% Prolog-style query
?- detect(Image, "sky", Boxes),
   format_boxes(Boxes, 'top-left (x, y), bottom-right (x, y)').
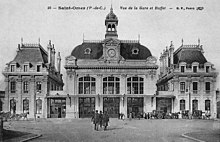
top-left (0, 0), bottom-right (220, 90)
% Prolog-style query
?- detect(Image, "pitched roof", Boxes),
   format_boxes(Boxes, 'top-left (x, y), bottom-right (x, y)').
top-left (174, 45), bottom-right (207, 64)
top-left (11, 44), bottom-right (48, 64)
top-left (71, 41), bottom-right (152, 60)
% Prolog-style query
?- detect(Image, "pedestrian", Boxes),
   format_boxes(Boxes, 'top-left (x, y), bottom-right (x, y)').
top-left (99, 111), bottom-right (103, 129)
top-left (129, 112), bottom-right (132, 121)
top-left (102, 111), bottom-right (109, 131)
top-left (92, 110), bottom-right (99, 131)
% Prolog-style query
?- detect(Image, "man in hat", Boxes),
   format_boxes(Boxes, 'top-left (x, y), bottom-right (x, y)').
top-left (92, 110), bottom-right (99, 131)
top-left (102, 111), bottom-right (110, 131)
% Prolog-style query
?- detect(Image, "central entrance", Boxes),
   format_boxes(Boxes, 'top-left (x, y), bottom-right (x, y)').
top-left (127, 97), bottom-right (144, 118)
top-left (79, 97), bottom-right (95, 118)
top-left (103, 97), bottom-right (120, 118)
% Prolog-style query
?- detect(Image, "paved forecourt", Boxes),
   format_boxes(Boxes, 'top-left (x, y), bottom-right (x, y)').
top-left (3, 118), bottom-right (220, 142)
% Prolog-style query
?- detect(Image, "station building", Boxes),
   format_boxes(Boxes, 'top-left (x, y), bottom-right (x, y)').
top-left (156, 40), bottom-right (219, 118)
top-left (62, 7), bottom-right (158, 118)
top-left (2, 41), bottom-right (64, 118)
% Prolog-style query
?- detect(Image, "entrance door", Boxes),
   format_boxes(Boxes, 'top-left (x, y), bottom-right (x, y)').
top-left (127, 97), bottom-right (144, 118)
top-left (79, 97), bottom-right (95, 118)
top-left (49, 98), bottom-right (66, 118)
top-left (103, 97), bottom-right (120, 118)
top-left (156, 98), bottom-right (172, 113)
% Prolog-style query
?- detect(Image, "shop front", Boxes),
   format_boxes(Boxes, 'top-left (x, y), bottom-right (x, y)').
top-left (48, 98), bottom-right (66, 118)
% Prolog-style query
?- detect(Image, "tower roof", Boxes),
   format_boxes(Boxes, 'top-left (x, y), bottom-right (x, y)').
top-left (105, 6), bottom-right (118, 25)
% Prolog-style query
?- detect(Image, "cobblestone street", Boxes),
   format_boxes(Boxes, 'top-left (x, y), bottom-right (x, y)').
top-left (3, 118), bottom-right (220, 142)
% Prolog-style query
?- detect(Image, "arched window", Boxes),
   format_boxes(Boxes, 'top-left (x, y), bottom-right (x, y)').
top-left (192, 99), bottom-right (198, 112)
top-left (10, 98), bottom-right (16, 114)
top-left (112, 24), bottom-right (115, 31)
top-left (107, 24), bottom-right (111, 31)
top-left (180, 99), bottom-right (185, 111)
top-left (127, 77), bottom-right (144, 94)
top-left (23, 98), bottom-right (29, 113)
top-left (205, 100), bottom-right (210, 111)
top-left (103, 77), bottom-right (120, 94)
top-left (78, 76), bottom-right (96, 94)
top-left (36, 98), bottom-right (42, 114)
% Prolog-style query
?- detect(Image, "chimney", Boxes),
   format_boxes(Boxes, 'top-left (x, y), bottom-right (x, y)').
top-left (169, 41), bottom-right (174, 66)
top-left (57, 52), bottom-right (61, 73)
top-left (47, 40), bottom-right (52, 66)
top-left (52, 44), bottom-right (56, 67)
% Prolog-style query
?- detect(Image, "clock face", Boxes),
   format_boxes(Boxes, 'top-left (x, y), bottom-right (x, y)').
top-left (107, 49), bottom-right (116, 57)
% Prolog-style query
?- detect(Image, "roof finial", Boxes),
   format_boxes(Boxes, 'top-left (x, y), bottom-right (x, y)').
top-left (21, 37), bottom-right (23, 45)
top-left (138, 34), bottom-right (140, 43)
top-left (38, 38), bottom-right (40, 45)
top-left (198, 38), bottom-right (200, 46)
top-left (110, 0), bottom-right (113, 12)
top-left (181, 38), bottom-right (184, 45)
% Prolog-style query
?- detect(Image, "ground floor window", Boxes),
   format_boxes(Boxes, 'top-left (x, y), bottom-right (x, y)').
top-left (79, 97), bottom-right (95, 118)
top-left (10, 98), bottom-right (16, 114)
top-left (127, 97), bottom-right (143, 118)
top-left (180, 99), bottom-right (185, 111)
top-left (192, 99), bottom-right (198, 112)
top-left (156, 98), bottom-right (172, 113)
top-left (103, 97), bottom-right (120, 118)
top-left (49, 98), bottom-right (66, 118)
top-left (205, 100), bottom-right (210, 111)
top-left (23, 98), bottom-right (29, 113)
top-left (36, 98), bottom-right (42, 114)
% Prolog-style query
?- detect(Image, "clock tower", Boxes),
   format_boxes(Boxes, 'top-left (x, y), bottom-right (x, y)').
top-left (101, 6), bottom-right (122, 61)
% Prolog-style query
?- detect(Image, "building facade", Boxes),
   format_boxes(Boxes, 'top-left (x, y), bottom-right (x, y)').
top-left (2, 41), bottom-right (64, 118)
top-left (157, 40), bottom-right (218, 118)
top-left (63, 7), bottom-right (158, 118)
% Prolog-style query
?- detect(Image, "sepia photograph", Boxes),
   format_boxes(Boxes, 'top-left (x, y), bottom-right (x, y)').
top-left (0, 0), bottom-right (220, 141)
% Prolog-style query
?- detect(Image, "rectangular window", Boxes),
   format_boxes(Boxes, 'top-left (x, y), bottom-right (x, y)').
top-left (206, 66), bottom-right (210, 73)
top-left (11, 65), bottom-right (15, 72)
top-left (36, 82), bottom-right (42, 93)
top-left (180, 82), bottom-right (185, 93)
top-left (205, 82), bottom-right (210, 93)
top-left (23, 81), bottom-right (28, 93)
top-left (10, 81), bottom-right (16, 93)
top-left (193, 82), bottom-right (198, 94)
top-left (37, 65), bottom-right (41, 72)
top-left (180, 66), bottom-right (185, 73)
top-left (24, 65), bottom-right (28, 72)
top-left (193, 66), bottom-right (197, 73)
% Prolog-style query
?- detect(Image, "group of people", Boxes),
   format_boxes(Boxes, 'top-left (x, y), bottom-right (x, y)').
top-left (91, 110), bottom-right (109, 131)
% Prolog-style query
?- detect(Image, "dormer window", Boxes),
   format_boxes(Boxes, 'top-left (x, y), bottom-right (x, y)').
top-left (206, 66), bottom-right (210, 73)
top-left (24, 65), bottom-right (28, 72)
top-left (84, 48), bottom-right (91, 55)
top-left (132, 48), bottom-right (139, 55)
top-left (11, 65), bottom-right (15, 72)
top-left (180, 66), bottom-right (185, 73)
top-left (37, 65), bottom-right (41, 72)
top-left (193, 66), bottom-right (197, 73)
